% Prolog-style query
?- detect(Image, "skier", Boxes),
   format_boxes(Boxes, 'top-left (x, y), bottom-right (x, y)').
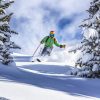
top-left (40, 31), bottom-right (66, 56)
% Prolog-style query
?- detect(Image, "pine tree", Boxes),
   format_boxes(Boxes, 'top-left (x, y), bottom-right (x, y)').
top-left (70, 0), bottom-right (100, 78)
top-left (0, 0), bottom-right (20, 65)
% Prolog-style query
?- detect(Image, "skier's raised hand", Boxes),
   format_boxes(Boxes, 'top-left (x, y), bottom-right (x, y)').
top-left (60, 45), bottom-right (66, 48)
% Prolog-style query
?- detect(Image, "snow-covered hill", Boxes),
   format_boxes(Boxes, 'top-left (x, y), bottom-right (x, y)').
top-left (0, 53), bottom-right (100, 100)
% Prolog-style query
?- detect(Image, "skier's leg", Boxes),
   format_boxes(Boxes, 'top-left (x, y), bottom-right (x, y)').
top-left (36, 47), bottom-right (47, 62)
top-left (47, 47), bottom-right (53, 56)
top-left (41, 47), bottom-right (47, 56)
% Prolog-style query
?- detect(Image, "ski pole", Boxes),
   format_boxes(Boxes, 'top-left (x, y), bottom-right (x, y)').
top-left (32, 44), bottom-right (41, 57)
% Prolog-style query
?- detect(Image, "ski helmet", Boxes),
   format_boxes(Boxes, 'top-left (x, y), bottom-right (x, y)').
top-left (50, 31), bottom-right (55, 34)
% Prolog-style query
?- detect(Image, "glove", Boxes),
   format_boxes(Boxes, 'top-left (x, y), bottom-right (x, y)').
top-left (60, 45), bottom-right (66, 48)
top-left (60, 45), bottom-right (63, 48)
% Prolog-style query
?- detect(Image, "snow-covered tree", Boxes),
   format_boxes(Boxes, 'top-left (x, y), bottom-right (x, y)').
top-left (0, 0), bottom-right (20, 65)
top-left (70, 0), bottom-right (100, 78)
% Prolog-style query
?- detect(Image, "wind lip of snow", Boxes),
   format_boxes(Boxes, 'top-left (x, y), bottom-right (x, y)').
top-left (19, 67), bottom-right (67, 77)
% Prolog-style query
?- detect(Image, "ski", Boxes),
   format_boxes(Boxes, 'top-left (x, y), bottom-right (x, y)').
top-left (31, 58), bottom-right (41, 62)
top-left (36, 59), bottom-right (41, 62)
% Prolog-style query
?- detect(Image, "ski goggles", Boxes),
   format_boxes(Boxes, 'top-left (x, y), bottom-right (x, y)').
top-left (50, 34), bottom-right (54, 37)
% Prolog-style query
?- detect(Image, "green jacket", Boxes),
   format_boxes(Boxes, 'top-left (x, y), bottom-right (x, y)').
top-left (41, 36), bottom-right (60, 48)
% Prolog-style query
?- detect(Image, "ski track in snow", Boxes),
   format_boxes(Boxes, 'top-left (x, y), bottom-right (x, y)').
top-left (0, 54), bottom-right (100, 100)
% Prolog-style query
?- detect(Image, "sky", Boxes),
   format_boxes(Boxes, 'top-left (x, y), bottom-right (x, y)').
top-left (9, 0), bottom-right (91, 54)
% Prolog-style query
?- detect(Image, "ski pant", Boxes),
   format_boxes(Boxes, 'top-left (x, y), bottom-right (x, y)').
top-left (41, 46), bottom-right (53, 56)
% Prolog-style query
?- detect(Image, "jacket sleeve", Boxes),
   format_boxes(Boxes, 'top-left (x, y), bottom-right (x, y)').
top-left (40, 36), bottom-right (48, 44)
top-left (54, 38), bottom-right (60, 47)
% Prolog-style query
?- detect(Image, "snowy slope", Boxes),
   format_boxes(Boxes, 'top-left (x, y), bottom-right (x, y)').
top-left (31, 47), bottom-right (79, 66)
top-left (0, 53), bottom-right (100, 100)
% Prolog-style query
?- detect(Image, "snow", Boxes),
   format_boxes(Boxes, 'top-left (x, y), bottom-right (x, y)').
top-left (81, 53), bottom-right (93, 63)
top-left (0, 81), bottom-right (99, 100)
top-left (0, 53), bottom-right (100, 100)
top-left (31, 46), bottom-right (79, 66)
top-left (0, 41), bottom-right (3, 45)
top-left (92, 64), bottom-right (99, 72)
top-left (83, 28), bottom-right (98, 39)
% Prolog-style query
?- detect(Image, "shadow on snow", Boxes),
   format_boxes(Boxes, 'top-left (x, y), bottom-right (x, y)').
top-left (0, 55), bottom-right (100, 99)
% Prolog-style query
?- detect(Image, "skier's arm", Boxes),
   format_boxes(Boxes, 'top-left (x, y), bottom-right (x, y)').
top-left (54, 38), bottom-right (60, 47)
top-left (40, 36), bottom-right (48, 44)
top-left (54, 38), bottom-right (66, 48)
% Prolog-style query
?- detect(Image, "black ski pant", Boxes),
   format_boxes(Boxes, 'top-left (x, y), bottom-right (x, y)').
top-left (41, 46), bottom-right (53, 56)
